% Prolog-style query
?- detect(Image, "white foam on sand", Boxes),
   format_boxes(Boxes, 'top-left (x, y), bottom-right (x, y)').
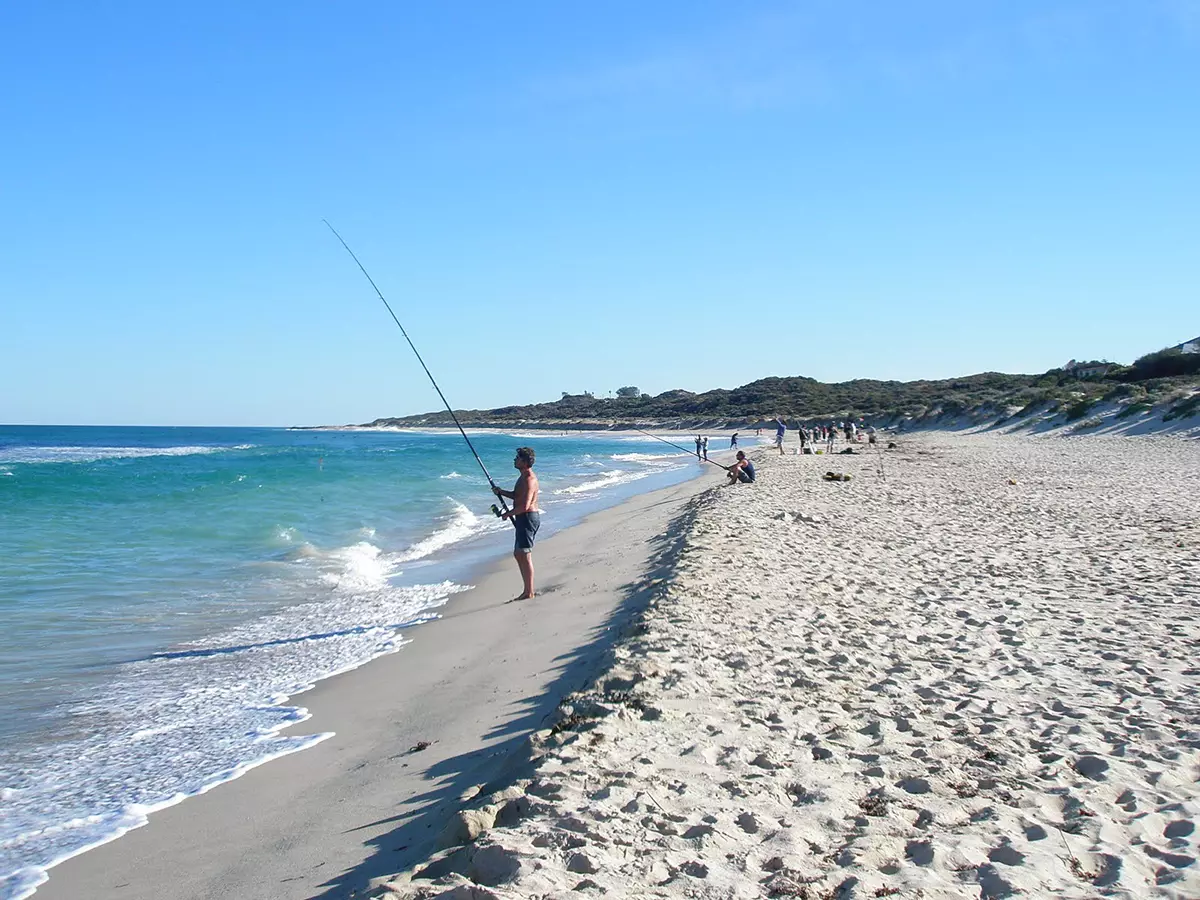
top-left (0, 527), bottom-right (471, 900)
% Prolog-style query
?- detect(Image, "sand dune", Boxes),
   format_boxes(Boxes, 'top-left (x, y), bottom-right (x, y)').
top-left (374, 433), bottom-right (1200, 899)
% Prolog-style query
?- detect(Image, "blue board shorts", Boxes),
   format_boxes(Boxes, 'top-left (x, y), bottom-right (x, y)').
top-left (514, 511), bottom-right (541, 551)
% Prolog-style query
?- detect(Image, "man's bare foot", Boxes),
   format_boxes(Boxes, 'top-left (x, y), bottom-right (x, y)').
top-left (507, 592), bottom-right (534, 603)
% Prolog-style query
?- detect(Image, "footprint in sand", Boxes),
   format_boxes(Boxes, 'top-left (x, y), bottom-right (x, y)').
top-left (1164, 820), bottom-right (1194, 839)
top-left (987, 843), bottom-right (1025, 866)
top-left (905, 840), bottom-right (934, 866)
top-left (1072, 755), bottom-right (1108, 780)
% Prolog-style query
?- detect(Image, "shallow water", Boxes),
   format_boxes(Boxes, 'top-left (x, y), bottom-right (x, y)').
top-left (0, 425), bottom-right (714, 899)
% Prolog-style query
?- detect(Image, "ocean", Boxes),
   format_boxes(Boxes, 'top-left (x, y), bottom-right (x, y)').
top-left (0, 424), bottom-right (725, 899)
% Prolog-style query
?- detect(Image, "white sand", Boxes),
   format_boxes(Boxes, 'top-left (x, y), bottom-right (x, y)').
top-left (376, 432), bottom-right (1200, 899)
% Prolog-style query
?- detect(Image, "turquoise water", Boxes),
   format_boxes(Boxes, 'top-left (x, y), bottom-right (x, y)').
top-left (0, 425), bottom-right (714, 899)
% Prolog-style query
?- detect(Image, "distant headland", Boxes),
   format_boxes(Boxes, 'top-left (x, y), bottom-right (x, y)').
top-left (304, 337), bottom-right (1200, 435)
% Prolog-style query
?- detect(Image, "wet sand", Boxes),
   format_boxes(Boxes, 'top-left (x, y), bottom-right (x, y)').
top-left (36, 459), bottom-right (728, 900)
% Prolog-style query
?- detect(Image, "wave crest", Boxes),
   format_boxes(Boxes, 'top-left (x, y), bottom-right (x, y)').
top-left (0, 445), bottom-right (252, 465)
top-left (554, 469), bottom-right (653, 495)
top-left (396, 500), bottom-right (485, 563)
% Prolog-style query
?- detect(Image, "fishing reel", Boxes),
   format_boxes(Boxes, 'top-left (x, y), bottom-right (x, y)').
top-left (490, 504), bottom-right (504, 518)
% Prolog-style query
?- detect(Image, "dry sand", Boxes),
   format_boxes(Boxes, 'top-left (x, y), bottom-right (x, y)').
top-left (374, 432), bottom-right (1200, 899)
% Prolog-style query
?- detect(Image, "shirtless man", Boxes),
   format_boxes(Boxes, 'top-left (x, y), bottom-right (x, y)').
top-left (492, 446), bottom-right (541, 601)
top-left (726, 451), bottom-right (756, 485)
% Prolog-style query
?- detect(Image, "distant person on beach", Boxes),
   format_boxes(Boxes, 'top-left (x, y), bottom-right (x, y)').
top-left (726, 451), bottom-right (756, 484)
top-left (826, 427), bottom-right (836, 454)
top-left (730, 432), bottom-right (739, 449)
top-left (774, 418), bottom-right (786, 455)
top-left (701, 436), bottom-right (709, 460)
top-left (694, 435), bottom-right (702, 459)
top-left (798, 428), bottom-right (808, 452)
top-left (492, 446), bottom-right (541, 601)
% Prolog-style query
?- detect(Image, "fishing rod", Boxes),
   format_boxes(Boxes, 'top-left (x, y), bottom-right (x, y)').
top-left (630, 427), bottom-right (732, 471)
top-left (323, 220), bottom-right (509, 519)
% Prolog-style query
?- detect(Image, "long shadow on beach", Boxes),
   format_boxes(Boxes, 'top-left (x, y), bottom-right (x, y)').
top-left (308, 491), bottom-right (709, 899)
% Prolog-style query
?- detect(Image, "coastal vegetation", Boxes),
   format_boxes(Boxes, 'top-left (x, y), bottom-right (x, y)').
top-left (361, 339), bottom-right (1200, 430)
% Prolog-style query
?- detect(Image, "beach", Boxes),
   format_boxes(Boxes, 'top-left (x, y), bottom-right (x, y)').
top-left (1, 426), bottom-right (731, 899)
top-left (32, 431), bottom-right (1200, 899)
top-left (366, 431), bottom-right (1200, 899)
top-left (33, 448), bottom-right (732, 900)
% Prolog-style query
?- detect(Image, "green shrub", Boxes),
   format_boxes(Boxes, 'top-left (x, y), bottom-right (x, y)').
top-left (1128, 347), bottom-right (1200, 381)
top-left (1014, 391), bottom-right (1051, 417)
top-left (1065, 399), bottom-right (1095, 421)
top-left (1164, 394), bottom-right (1200, 422)
top-left (1116, 401), bottom-right (1153, 419)
top-left (1103, 383), bottom-right (1143, 402)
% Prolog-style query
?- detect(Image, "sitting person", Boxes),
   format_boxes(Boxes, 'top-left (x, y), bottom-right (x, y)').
top-left (726, 451), bottom-right (756, 484)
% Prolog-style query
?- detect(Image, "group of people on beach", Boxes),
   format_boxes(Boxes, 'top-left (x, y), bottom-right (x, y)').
top-left (491, 419), bottom-right (881, 598)
top-left (771, 417), bottom-right (877, 455)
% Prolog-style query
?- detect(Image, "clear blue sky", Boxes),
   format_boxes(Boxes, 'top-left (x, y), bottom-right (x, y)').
top-left (2, 1), bottom-right (1196, 426)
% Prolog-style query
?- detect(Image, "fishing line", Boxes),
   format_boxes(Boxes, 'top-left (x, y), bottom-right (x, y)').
top-left (323, 220), bottom-right (510, 517)
top-left (629, 428), bottom-right (732, 471)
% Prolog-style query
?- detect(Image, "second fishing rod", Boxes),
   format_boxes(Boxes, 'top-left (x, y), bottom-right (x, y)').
top-left (629, 428), bottom-right (733, 471)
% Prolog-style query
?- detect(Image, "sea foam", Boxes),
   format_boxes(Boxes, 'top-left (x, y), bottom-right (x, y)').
top-left (0, 572), bottom-right (468, 900)
top-left (554, 469), bottom-right (654, 495)
top-left (610, 452), bottom-right (685, 463)
top-left (396, 499), bottom-right (503, 563)
top-left (0, 445), bottom-right (249, 465)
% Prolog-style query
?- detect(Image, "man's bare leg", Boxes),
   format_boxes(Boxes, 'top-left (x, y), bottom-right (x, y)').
top-left (514, 550), bottom-right (535, 600)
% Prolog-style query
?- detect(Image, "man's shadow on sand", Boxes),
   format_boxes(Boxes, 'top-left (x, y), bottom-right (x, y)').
top-left (304, 491), bottom-right (711, 899)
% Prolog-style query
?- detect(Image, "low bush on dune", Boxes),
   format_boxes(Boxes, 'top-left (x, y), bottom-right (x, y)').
top-left (1013, 391), bottom-right (1053, 418)
top-left (1065, 399), bottom-right (1097, 422)
top-left (1103, 383), bottom-right (1144, 402)
top-left (1164, 394), bottom-right (1200, 422)
top-left (1117, 401), bottom-right (1153, 419)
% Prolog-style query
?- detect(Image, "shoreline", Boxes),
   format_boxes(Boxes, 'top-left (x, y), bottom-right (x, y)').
top-left (34, 451), bottom-right (735, 900)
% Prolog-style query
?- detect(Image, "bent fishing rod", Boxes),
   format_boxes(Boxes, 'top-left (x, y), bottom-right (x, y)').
top-left (323, 220), bottom-right (510, 518)
top-left (630, 428), bottom-right (732, 471)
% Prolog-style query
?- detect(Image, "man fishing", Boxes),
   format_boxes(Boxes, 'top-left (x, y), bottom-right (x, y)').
top-left (726, 451), bottom-right (756, 484)
top-left (327, 223), bottom-right (548, 603)
top-left (492, 446), bottom-right (541, 601)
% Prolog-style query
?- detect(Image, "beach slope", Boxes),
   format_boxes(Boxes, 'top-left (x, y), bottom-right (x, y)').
top-left (35, 466), bottom-right (724, 900)
top-left (374, 433), bottom-right (1200, 899)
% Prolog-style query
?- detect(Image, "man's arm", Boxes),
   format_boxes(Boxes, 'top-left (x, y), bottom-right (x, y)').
top-left (492, 484), bottom-right (515, 500)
